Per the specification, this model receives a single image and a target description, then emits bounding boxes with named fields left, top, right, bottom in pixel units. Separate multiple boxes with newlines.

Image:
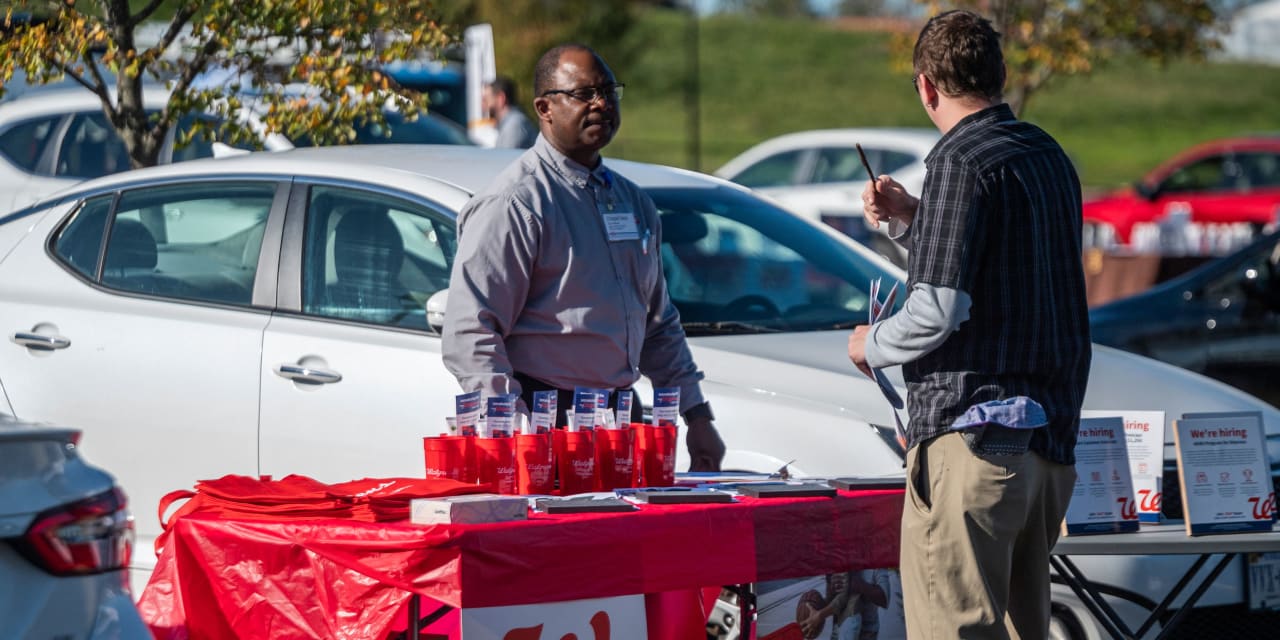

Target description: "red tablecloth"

left=140, top=489, right=902, bottom=639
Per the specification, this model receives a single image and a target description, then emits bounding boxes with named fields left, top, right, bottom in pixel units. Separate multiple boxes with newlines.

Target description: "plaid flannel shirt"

left=905, top=104, right=1091, bottom=465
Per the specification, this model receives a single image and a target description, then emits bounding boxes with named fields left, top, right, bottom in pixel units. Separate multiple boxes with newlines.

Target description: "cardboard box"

left=410, top=494, right=528, bottom=525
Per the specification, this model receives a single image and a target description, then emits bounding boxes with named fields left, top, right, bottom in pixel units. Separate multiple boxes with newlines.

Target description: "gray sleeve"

left=887, top=217, right=913, bottom=251
left=441, top=193, right=539, bottom=400
left=635, top=195, right=706, bottom=412
left=863, top=283, right=970, bottom=368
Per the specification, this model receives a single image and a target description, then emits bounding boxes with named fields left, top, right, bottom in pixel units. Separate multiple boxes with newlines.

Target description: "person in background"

left=483, top=75, right=538, bottom=149
left=443, top=43, right=726, bottom=470
left=846, top=10, right=1090, bottom=639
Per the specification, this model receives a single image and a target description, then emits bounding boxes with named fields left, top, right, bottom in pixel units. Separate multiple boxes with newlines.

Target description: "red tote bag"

left=594, top=427, right=636, bottom=491
left=515, top=433, right=554, bottom=495
left=423, top=435, right=476, bottom=484
left=554, top=429, right=596, bottom=496
left=474, top=436, right=517, bottom=495
left=633, top=423, right=678, bottom=487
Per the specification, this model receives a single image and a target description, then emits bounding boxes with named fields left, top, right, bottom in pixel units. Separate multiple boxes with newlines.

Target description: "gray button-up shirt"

left=442, top=136, right=706, bottom=412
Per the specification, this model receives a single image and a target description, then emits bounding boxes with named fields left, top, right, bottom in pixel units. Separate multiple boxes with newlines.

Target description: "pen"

left=856, top=143, right=876, bottom=184
left=642, top=227, right=650, bottom=255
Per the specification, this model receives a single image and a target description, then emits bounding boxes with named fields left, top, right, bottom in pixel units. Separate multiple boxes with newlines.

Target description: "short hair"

left=533, top=43, right=598, bottom=97
left=912, top=10, right=1005, bottom=102
left=487, top=76, right=519, bottom=104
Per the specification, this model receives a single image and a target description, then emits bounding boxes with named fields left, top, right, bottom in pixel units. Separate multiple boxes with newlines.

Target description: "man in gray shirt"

left=443, top=44, right=726, bottom=471
left=483, top=76, right=538, bottom=149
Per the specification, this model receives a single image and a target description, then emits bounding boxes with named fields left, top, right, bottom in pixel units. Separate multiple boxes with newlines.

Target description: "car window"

left=879, top=149, right=916, bottom=175
left=301, top=185, right=456, bottom=329
left=289, top=112, right=472, bottom=147
left=55, top=112, right=131, bottom=179
left=0, top=115, right=60, bottom=171
left=731, top=150, right=804, bottom=188
left=1238, top=152, right=1280, bottom=189
left=93, top=183, right=275, bottom=303
left=52, top=196, right=114, bottom=278
left=650, top=186, right=901, bottom=333
left=1160, top=154, right=1245, bottom=194
left=1203, top=234, right=1280, bottom=318
left=811, top=148, right=866, bottom=184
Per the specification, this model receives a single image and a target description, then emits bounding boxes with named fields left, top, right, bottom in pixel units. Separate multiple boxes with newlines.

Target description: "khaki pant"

left=901, top=431, right=1076, bottom=640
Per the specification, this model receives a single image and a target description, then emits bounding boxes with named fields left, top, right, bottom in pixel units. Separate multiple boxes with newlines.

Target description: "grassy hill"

left=607, top=9, right=1280, bottom=192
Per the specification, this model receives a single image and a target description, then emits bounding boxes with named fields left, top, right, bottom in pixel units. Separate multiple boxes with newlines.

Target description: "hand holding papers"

left=865, top=278, right=906, bottom=447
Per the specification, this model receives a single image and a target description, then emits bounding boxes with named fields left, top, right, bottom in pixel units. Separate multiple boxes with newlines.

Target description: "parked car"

left=0, top=415, right=148, bottom=638
left=0, top=146, right=1277, bottom=638
left=1090, top=229, right=1280, bottom=409
left=0, top=85, right=473, bottom=211
left=1082, top=136, right=1280, bottom=253
left=714, top=128, right=939, bottom=267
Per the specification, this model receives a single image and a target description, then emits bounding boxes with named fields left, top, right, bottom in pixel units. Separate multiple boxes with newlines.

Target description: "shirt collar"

left=534, top=135, right=611, bottom=189
left=925, top=103, right=1017, bottom=165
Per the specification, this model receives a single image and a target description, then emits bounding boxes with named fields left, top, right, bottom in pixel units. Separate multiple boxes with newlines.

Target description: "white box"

left=410, top=494, right=528, bottom=525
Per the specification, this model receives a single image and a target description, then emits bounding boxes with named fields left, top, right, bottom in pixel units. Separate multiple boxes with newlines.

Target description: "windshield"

left=647, top=186, right=904, bottom=335
left=290, top=111, right=473, bottom=148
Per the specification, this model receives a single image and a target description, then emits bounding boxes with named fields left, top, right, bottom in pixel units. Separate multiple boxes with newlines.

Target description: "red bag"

left=554, top=429, right=596, bottom=495
left=155, top=474, right=350, bottom=556
left=327, top=477, right=490, bottom=522
left=423, top=435, right=477, bottom=484
left=515, top=433, right=554, bottom=495
left=474, top=437, right=517, bottom=495
left=594, top=427, right=636, bottom=491
left=633, top=424, right=678, bottom=487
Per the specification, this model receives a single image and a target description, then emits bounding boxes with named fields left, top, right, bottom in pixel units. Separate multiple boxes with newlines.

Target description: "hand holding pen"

left=857, top=143, right=918, bottom=230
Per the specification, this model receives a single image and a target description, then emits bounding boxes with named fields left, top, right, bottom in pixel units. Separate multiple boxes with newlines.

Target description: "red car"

left=1083, top=136, right=1280, bottom=253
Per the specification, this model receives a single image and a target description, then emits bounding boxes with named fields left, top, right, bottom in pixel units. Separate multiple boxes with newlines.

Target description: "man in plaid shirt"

left=847, top=10, right=1091, bottom=640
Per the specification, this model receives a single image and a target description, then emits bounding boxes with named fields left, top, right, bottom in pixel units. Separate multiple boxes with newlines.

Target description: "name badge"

left=602, top=212, right=640, bottom=242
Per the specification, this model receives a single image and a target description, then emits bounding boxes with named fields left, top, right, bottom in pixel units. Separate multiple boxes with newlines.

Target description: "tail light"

left=16, top=487, right=134, bottom=576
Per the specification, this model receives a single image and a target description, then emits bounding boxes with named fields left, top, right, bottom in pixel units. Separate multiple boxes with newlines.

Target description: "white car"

left=0, top=145, right=1277, bottom=638
left=0, top=85, right=473, bottom=212
left=715, top=128, right=939, bottom=267
left=0, top=415, right=149, bottom=639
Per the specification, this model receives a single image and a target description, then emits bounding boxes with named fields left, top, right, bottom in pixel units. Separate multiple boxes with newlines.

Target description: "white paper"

left=1174, top=413, right=1275, bottom=535
left=1062, top=416, right=1140, bottom=535
left=1082, top=410, right=1166, bottom=523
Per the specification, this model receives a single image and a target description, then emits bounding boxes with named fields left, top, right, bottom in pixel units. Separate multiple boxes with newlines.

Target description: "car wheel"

left=1049, top=603, right=1086, bottom=640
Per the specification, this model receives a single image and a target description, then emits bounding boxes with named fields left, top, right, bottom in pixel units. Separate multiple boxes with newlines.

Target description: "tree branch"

left=151, top=3, right=200, bottom=56
left=131, top=0, right=168, bottom=27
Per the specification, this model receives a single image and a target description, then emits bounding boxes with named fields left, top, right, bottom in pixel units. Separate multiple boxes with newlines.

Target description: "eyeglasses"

left=911, top=74, right=920, bottom=92
left=541, top=83, right=625, bottom=104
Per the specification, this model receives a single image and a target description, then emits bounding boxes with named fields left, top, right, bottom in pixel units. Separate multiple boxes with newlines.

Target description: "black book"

left=736, top=483, right=836, bottom=499
left=829, top=476, right=907, bottom=491
left=535, top=497, right=638, bottom=514
left=632, top=490, right=735, bottom=504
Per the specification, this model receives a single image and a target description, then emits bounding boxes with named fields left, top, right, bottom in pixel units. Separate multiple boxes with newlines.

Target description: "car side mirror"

left=426, top=288, right=449, bottom=334
left=1133, top=181, right=1158, bottom=201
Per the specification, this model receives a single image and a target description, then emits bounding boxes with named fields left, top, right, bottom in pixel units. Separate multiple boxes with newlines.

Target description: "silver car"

left=0, top=415, right=147, bottom=638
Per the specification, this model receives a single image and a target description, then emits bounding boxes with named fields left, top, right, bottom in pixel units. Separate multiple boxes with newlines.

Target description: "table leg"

left=1050, top=555, right=1134, bottom=639
left=1150, top=553, right=1235, bottom=640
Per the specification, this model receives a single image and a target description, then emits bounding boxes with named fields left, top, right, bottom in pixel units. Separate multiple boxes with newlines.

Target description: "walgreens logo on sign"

left=460, top=595, right=646, bottom=639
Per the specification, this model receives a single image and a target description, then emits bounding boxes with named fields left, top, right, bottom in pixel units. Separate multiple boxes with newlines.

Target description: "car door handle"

left=12, top=332, right=71, bottom=350
left=274, top=363, right=343, bottom=384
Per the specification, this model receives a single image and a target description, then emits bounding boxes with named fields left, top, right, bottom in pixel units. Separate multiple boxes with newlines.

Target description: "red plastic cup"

left=515, top=433, right=554, bottom=495
left=554, top=430, right=596, bottom=496
left=475, top=437, right=517, bottom=495
left=423, top=435, right=476, bottom=483
left=595, top=428, right=636, bottom=491
left=633, top=424, right=678, bottom=487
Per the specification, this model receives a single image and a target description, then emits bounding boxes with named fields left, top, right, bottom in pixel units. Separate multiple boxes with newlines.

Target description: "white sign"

left=1083, top=410, right=1166, bottom=523
left=1174, top=413, right=1276, bottom=535
left=1063, top=416, right=1140, bottom=536
left=460, top=595, right=646, bottom=639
